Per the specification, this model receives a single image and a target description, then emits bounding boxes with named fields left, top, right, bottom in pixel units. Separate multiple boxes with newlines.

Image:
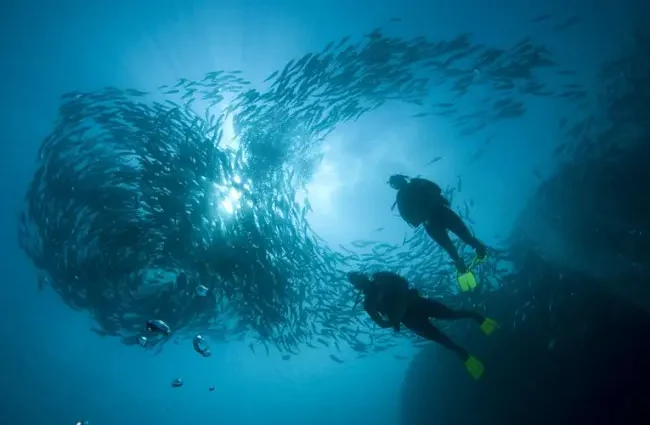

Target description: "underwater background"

left=1, top=0, right=649, bottom=424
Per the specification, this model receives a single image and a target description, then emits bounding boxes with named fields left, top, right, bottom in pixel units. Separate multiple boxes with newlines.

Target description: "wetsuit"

left=363, top=271, right=484, bottom=361
left=394, top=178, right=486, bottom=272
left=363, top=271, right=411, bottom=332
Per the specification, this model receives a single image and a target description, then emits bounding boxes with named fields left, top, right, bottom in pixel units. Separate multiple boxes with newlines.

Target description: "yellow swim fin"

left=480, top=318, right=497, bottom=336
left=457, top=271, right=477, bottom=292
left=464, top=355, right=484, bottom=380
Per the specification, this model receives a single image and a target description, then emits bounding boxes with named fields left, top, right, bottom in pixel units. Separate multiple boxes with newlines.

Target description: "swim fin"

left=480, top=318, right=497, bottom=336
left=457, top=271, right=477, bottom=292
left=464, top=355, right=484, bottom=380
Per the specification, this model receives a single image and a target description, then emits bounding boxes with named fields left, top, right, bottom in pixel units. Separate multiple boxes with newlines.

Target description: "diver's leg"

left=406, top=320, right=469, bottom=361
left=424, top=222, right=467, bottom=272
left=440, top=207, right=486, bottom=257
left=419, top=298, right=484, bottom=323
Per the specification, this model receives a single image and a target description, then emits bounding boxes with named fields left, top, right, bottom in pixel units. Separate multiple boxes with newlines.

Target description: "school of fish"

left=18, top=20, right=589, bottom=360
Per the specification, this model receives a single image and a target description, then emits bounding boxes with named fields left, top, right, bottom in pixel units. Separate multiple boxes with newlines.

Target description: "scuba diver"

left=348, top=270, right=496, bottom=380
left=388, top=174, right=487, bottom=292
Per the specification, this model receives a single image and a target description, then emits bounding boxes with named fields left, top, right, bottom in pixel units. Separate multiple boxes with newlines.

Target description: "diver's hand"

left=369, top=310, right=394, bottom=329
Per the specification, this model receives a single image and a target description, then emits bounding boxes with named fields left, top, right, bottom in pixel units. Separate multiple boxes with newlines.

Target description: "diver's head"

left=388, top=174, right=409, bottom=190
left=347, top=271, right=371, bottom=291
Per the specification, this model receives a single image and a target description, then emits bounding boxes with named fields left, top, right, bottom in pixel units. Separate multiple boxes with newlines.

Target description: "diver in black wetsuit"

left=388, top=174, right=487, bottom=274
left=347, top=270, right=495, bottom=379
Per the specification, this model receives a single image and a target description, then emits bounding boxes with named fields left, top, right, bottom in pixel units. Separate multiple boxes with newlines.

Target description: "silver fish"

left=193, top=334, right=211, bottom=357
left=146, top=319, right=171, bottom=335
left=196, top=285, right=209, bottom=297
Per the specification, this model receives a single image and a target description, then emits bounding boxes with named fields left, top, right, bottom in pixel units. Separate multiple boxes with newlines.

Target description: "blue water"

left=0, top=0, right=640, bottom=424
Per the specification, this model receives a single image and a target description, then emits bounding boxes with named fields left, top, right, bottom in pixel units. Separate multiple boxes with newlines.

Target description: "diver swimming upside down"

left=348, top=270, right=496, bottom=379
left=388, top=174, right=488, bottom=291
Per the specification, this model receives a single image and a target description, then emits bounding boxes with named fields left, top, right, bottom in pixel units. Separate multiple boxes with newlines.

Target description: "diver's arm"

left=371, top=273, right=409, bottom=332
left=391, top=301, right=407, bottom=332
left=367, top=309, right=393, bottom=329
left=389, top=285, right=410, bottom=332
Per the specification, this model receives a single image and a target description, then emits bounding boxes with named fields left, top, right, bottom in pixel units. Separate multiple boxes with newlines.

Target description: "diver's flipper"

left=457, top=273, right=470, bottom=292
left=464, top=355, right=485, bottom=380
left=480, top=318, right=497, bottom=336
left=457, top=271, right=477, bottom=292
